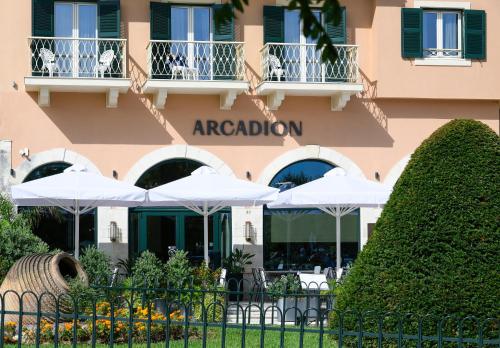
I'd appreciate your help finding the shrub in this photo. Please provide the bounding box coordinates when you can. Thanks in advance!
[132,251,164,289]
[80,245,112,286]
[165,250,192,289]
[335,120,500,319]
[0,195,49,282]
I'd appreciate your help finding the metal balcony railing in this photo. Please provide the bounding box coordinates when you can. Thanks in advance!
[261,43,359,83]
[28,37,127,78]
[147,40,245,81]
[423,47,462,58]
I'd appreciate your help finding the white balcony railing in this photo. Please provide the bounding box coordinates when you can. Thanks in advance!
[28,37,127,78]
[147,40,245,81]
[261,43,359,83]
[423,48,462,58]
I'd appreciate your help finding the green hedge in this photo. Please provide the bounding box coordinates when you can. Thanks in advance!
[335,120,500,318]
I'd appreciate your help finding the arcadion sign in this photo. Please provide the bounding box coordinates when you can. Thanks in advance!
[193,120,303,137]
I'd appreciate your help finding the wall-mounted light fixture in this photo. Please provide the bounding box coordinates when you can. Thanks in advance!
[375,172,380,181]
[108,221,121,242]
[246,171,252,180]
[245,221,255,242]
[19,147,29,159]
[112,170,118,179]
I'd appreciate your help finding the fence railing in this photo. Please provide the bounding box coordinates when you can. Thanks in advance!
[28,37,127,79]
[147,40,245,81]
[261,43,359,83]
[1,286,498,347]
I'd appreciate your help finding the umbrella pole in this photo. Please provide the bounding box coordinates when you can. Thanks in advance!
[74,206,80,260]
[203,203,209,266]
[336,209,341,279]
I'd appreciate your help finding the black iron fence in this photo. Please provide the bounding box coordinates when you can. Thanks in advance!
[0,285,499,347]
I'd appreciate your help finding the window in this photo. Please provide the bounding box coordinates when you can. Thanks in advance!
[170,6,213,80]
[263,160,360,270]
[423,11,462,58]
[54,2,98,77]
[284,9,322,82]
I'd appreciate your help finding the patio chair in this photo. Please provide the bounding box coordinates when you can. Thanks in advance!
[219,268,227,288]
[323,267,335,280]
[268,54,285,81]
[167,53,198,80]
[98,49,115,78]
[39,48,59,77]
[313,266,321,274]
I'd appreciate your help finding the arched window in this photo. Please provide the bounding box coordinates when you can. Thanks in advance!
[135,158,203,189]
[22,162,96,254]
[263,160,360,270]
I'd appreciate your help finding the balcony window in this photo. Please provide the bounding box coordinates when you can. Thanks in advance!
[283,9,322,82]
[54,2,98,77]
[144,3,248,110]
[26,0,130,107]
[423,11,462,58]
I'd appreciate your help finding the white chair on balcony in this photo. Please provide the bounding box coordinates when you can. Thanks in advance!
[167,53,198,80]
[269,54,285,81]
[40,48,59,77]
[97,49,115,78]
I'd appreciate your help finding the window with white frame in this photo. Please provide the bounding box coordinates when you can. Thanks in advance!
[54,2,98,77]
[423,10,462,58]
[170,6,212,79]
[284,9,322,82]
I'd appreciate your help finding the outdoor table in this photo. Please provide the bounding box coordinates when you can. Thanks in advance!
[298,273,329,291]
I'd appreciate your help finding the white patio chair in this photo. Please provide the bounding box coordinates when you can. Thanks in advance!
[313,266,321,274]
[39,48,59,77]
[168,54,198,80]
[268,54,285,81]
[219,268,227,288]
[98,49,115,78]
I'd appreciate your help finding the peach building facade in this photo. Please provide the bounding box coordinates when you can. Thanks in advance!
[0,0,498,270]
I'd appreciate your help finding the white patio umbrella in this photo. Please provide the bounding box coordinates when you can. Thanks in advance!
[267,167,391,278]
[147,166,279,264]
[11,164,147,259]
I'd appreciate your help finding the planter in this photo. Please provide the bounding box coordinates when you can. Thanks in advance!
[226,273,244,301]
[274,296,320,323]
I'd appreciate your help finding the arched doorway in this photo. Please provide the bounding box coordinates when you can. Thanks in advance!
[22,162,97,254]
[129,159,231,267]
[263,160,360,270]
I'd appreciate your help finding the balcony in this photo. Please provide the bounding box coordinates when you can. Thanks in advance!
[256,44,363,111]
[142,40,249,110]
[25,37,131,108]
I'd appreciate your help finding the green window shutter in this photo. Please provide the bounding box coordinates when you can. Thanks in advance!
[213,4,235,80]
[263,6,284,44]
[401,8,423,58]
[325,6,346,44]
[32,0,54,37]
[150,2,171,79]
[325,7,346,82]
[150,2,171,40]
[213,4,234,41]
[464,10,486,60]
[32,0,54,76]
[98,0,120,39]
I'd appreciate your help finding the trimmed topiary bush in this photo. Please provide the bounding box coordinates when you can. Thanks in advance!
[80,245,112,286]
[335,120,499,319]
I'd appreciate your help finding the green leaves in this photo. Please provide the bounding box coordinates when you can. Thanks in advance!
[213,0,341,64]
[80,245,112,287]
[222,248,255,274]
[335,120,500,322]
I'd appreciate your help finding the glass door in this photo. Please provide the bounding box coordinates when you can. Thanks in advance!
[135,209,227,268]
[54,2,97,77]
[139,213,178,263]
[171,6,212,79]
